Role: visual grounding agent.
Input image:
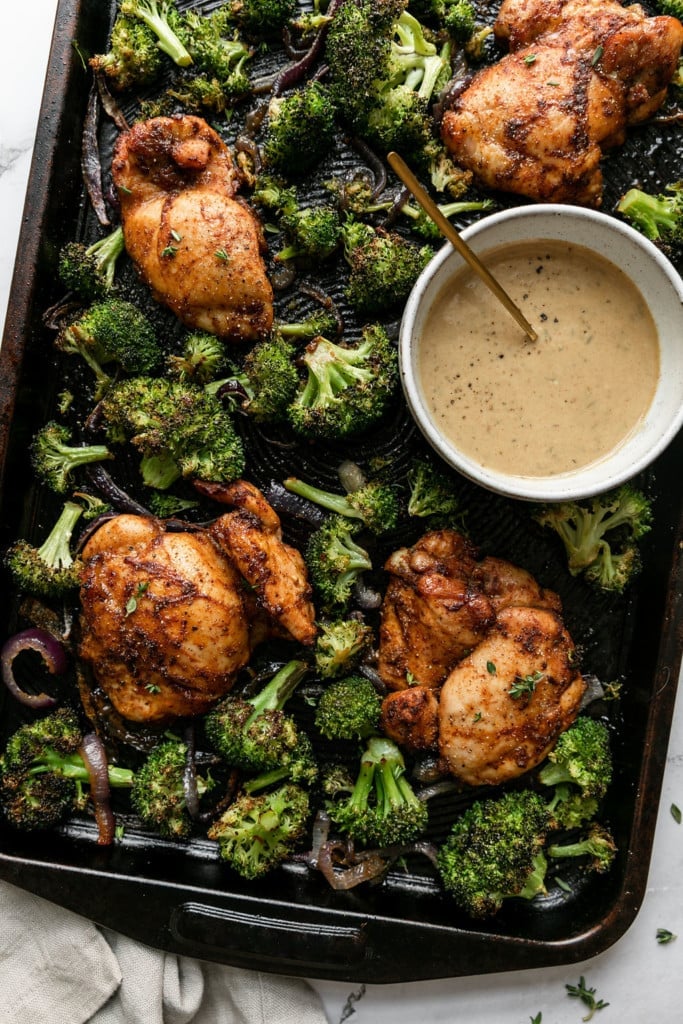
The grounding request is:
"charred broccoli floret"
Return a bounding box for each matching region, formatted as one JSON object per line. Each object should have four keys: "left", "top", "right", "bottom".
{"left": 89, "top": 12, "right": 165, "bottom": 90}
{"left": 325, "top": 0, "right": 449, "bottom": 154}
{"left": 146, "top": 492, "right": 200, "bottom": 517}
{"left": 227, "top": 0, "right": 297, "bottom": 40}
{"left": 283, "top": 476, "right": 399, "bottom": 534}
{"left": 120, "top": 0, "right": 191, "bottom": 66}
{"left": 131, "top": 739, "right": 214, "bottom": 839}
{"left": 263, "top": 81, "right": 337, "bottom": 176}
{"left": 208, "top": 782, "right": 309, "bottom": 879}
{"left": 436, "top": 789, "right": 552, "bottom": 918}
{"left": 539, "top": 717, "right": 613, "bottom": 831}
{"left": 204, "top": 661, "right": 311, "bottom": 775}
{"left": 419, "top": 139, "right": 473, "bottom": 198}
{"left": 5, "top": 500, "right": 85, "bottom": 599}
{"left": 30, "top": 422, "right": 112, "bottom": 495}
{"left": 277, "top": 205, "right": 342, "bottom": 262}
{"left": 617, "top": 183, "right": 683, "bottom": 245}
{"left": 341, "top": 218, "right": 433, "bottom": 314}
{"left": 547, "top": 822, "right": 617, "bottom": 874}
{"left": 180, "top": 6, "right": 252, "bottom": 97}
{"left": 534, "top": 485, "right": 653, "bottom": 592}
{"left": 167, "top": 332, "right": 229, "bottom": 383}
{"left": 406, "top": 456, "right": 463, "bottom": 525}
{"left": 58, "top": 226, "right": 125, "bottom": 301}
{"left": 100, "top": 376, "right": 245, "bottom": 489}
{"left": 314, "top": 675, "right": 383, "bottom": 741}
{"left": 288, "top": 326, "right": 398, "bottom": 439}
{"left": 327, "top": 735, "right": 428, "bottom": 846}
{"left": 55, "top": 298, "right": 161, "bottom": 398}
{"left": 0, "top": 709, "right": 133, "bottom": 831}
{"left": 314, "top": 618, "right": 375, "bottom": 679}
{"left": 306, "top": 515, "right": 372, "bottom": 611}
{"left": 238, "top": 333, "right": 299, "bottom": 422}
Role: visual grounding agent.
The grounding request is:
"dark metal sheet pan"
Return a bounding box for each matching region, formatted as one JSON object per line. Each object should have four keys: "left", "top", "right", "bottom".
{"left": 1, "top": 0, "right": 683, "bottom": 983}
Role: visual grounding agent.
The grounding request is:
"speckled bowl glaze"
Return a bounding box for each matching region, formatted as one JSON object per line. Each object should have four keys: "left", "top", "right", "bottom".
{"left": 399, "top": 204, "right": 683, "bottom": 502}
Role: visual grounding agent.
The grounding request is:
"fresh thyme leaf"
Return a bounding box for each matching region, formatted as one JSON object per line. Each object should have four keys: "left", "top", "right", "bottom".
{"left": 555, "top": 876, "right": 572, "bottom": 893}
{"left": 145, "top": 683, "right": 161, "bottom": 694}
{"left": 486, "top": 660, "right": 497, "bottom": 674}
{"left": 161, "top": 245, "right": 178, "bottom": 258}
{"left": 170, "top": 229, "right": 182, "bottom": 242}
{"left": 523, "top": 53, "right": 537, "bottom": 65}
{"left": 671, "top": 802, "right": 682, "bottom": 824}
{"left": 656, "top": 927, "right": 677, "bottom": 944}
{"left": 125, "top": 581, "right": 149, "bottom": 616}
{"left": 591, "top": 45, "right": 604, "bottom": 65}
{"left": 473, "top": 711, "right": 482, "bottom": 723}
{"left": 565, "top": 976, "right": 609, "bottom": 1021}
{"left": 530, "top": 1014, "right": 542, "bottom": 1024}
{"left": 509, "top": 670, "right": 544, "bottom": 699}
{"left": 215, "top": 248, "right": 231, "bottom": 261}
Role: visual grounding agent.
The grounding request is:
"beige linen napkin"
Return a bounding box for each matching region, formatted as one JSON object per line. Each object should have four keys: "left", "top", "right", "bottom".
{"left": 0, "top": 881, "right": 329, "bottom": 1024}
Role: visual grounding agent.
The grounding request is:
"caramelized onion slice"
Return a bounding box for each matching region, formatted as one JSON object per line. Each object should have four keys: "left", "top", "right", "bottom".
{"left": 79, "top": 732, "right": 115, "bottom": 846}
{"left": 1, "top": 628, "right": 67, "bottom": 708}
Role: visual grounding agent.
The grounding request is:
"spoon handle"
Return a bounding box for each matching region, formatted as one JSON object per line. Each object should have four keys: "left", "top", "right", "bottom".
{"left": 387, "top": 152, "right": 538, "bottom": 343}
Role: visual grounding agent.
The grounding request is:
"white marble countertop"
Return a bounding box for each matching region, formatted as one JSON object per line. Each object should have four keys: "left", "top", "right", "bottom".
{"left": 1, "top": 3, "right": 682, "bottom": 1022}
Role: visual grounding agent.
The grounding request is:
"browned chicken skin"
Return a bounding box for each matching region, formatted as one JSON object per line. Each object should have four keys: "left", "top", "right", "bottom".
{"left": 441, "top": 0, "right": 683, "bottom": 205}
{"left": 378, "top": 530, "right": 585, "bottom": 785}
{"left": 377, "top": 530, "right": 560, "bottom": 691}
{"left": 112, "top": 115, "right": 273, "bottom": 340}
{"left": 79, "top": 483, "right": 316, "bottom": 724}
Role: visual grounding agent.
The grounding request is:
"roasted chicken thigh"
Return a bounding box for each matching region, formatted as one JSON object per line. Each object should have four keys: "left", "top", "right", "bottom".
{"left": 441, "top": 0, "right": 683, "bottom": 205}
{"left": 79, "top": 484, "right": 316, "bottom": 724}
{"left": 112, "top": 115, "right": 273, "bottom": 340}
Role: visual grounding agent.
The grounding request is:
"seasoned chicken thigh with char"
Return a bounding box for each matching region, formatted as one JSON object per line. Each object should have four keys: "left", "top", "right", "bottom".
{"left": 381, "top": 606, "right": 586, "bottom": 786}
{"left": 112, "top": 115, "right": 273, "bottom": 340}
{"left": 79, "top": 483, "right": 316, "bottom": 724}
{"left": 441, "top": 0, "right": 683, "bottom": 205}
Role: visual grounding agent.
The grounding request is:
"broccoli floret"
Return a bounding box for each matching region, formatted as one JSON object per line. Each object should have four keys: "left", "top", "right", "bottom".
{"left": 167, "top": 73, "right": 241, "bottom": 113}
{"left": 167, "top": 332, "right": 228, "bottom": 382}
{"left": 540, "top": 716, "right": 614, "bottom": 819}
{"left": 534, "top": 485, "right": 653, "bottom": 592}
{"left": 204, "top": 660, "right": 310, "bottom": 775}
{"left": 208, "top": 782, "right": 309, "bottom": 879}
{"left": 325, "top": 0, "right": 449, "bottom": 154}
{"left": 406, "top": 456, "right": 463, "bottom": 524}
{"left": 289, "top": 0, "right": 333, "bottom": 38}
{"left": 277, "top": 206, "right": 342, "bottom": 262}
{"left": 0, "top": 709, "right": 133, "bottom": 831}
{"left": 30, "top": 422, "right": 113, "bottom": 495}
{"left": 398, "top": 197, "right": 494, "bottom": 242}
{"left": 443, "top": 0, "right": 476, "bottom": 42}
{"left": 90, "top": 13, "right": 164, "bottom": 90}
{"left": 419, "top": 139, "right": 473, "bottom": 198}
{"left": 617, "top": 184, "right": 683, "bottom": 245}
{"left": 656, "top": 0, "right": 683, "bottom": 16}
{"left": 58, "top": 226, "right": 125, "bottom": 301}
{"left": 55, "top": 298, "right": 161, "bottom": 399}
{"left": 263, "top": 82, "right": 337, "bottom": 176}
{"left": 240, "top": 333, "right": 299, "bottom": 422}
{"left": 341, "top": 218, "right": 434, "bottom": 314}
{"left": 180, "top": 7, "right": 252, "bottom": 96}
{"left": 73, "top": 491, "right": 113, "bottom": 520}
{"left": 251, "top": 174, "right": 297, "bottom": 214}
{"left": 100, "top": 376, "right": 245, "bottom": 489}
{"left": 120, "top": 0, "right": 192, "bottom": 66}
{"left": 146, "top": 491, "right": 199, "bottom": 517}
{"left": 306, "top": 515, "right": 373, "bottom": 610}
{"left": 314, "top": 618, "right": 375, "bottom": 679}
{"left": 227, "top": 0, "right": 297, "bottom": 39}
{"left": 315, "top": 674, "right": 383, "bottom": 741}
{"left": 288, "top": 325, "right": 399, "bottom": 439}
{"left": 5, "top": 500, "right": 85, "bottom": 599}
{"left": 436, "top": 789, "right": 552, "bottom": 918}
{"left": 547, "top": 822, "right": 617, "bottom": 875}
{"left": 283, "top": 476, "right": 399, "bottom": 534}
{"left": 130, "top": 739, "right": 214, "bottom": 839}
{"left": 321, "top": 762, "right": 356, "bottom": 799}
{"left": 327, "top": 735, "right": 429, "bottom": 846}
{"left": 464, "top": 25, "right": 493, "bottom": 62}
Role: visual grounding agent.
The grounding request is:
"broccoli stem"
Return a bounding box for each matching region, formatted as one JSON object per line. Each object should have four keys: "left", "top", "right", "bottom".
{"left": 37, "top": 501, "right": 84, "bottom": 570}
{"left": 537, "top": 763, "right": 575, "bottom": 788}
{"left": 89, "top": 226, "right": 125, "bottom": 289}
{"left": 124, "top": 1, "right": 192, "bottom": 66}
{"left": 246, "top": 660, "right": 308, "bottom": 722}
{"left": 283, "top": 477, "right": 361, "bottom": 520}
{"left": 31, "top": 750, "right": 134, "bottom": 788}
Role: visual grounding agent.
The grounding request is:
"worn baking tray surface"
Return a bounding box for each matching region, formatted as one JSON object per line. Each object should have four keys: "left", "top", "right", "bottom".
{"left": 1, "top": 0, "right": 683, "bottom": 983}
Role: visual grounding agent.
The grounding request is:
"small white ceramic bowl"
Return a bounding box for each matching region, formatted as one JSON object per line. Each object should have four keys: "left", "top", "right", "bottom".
{"left": 399, "top": 204, "right": 683, "bottom": 502}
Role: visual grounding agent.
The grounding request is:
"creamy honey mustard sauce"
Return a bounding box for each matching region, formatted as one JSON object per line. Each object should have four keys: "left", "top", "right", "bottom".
{"left": 418, "top": 240, "right": 660, "bottom": 477}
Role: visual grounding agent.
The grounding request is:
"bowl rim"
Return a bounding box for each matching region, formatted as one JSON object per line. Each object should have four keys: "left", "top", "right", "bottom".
{"left": 399, "top": 203, "right": 683, "bottom": 502}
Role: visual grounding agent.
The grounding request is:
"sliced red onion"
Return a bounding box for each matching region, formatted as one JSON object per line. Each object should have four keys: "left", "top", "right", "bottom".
{"left": 94, "top": 71, "right": 129, "bottom": 132}
{"left": 337, "top": 460, "right": 367, "bottom": 494}
{"left": 316, "top": 840, "right": 389, "bottom": 890}
{"left": 353, "top": 576, "right": 382, "bottom": 610}
{"left": 79, "top": 732, "right": 115, "bottom": 846}
{"left": 82, "top": 87, "right": 110, "bottom": 226}
{"left": 182, "top": 726, "right": 201, "bottom": 821}
{"left": 1, "top": 628, "right": 67, "bottom": 708}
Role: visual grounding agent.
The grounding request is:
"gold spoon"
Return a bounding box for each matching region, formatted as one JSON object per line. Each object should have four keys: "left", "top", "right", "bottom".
{"left": 387, "top": 151, "right": 538, "bottom": 342}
